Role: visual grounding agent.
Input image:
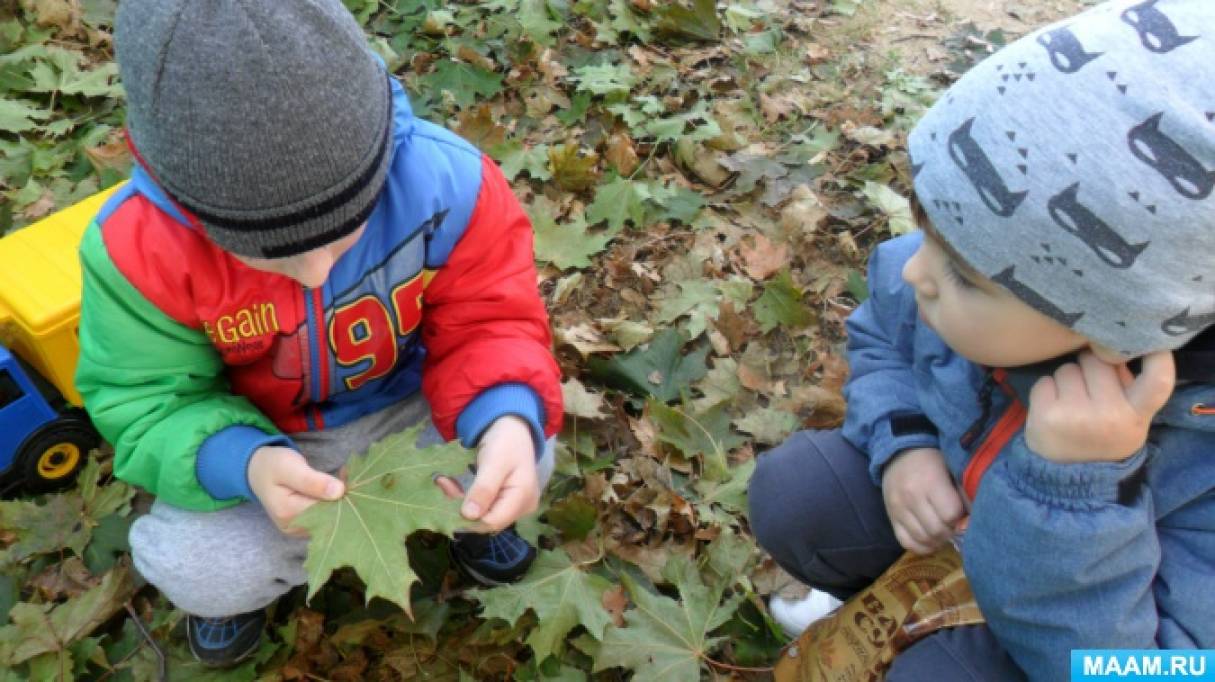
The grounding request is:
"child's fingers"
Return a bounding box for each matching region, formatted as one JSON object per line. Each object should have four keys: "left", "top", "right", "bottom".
{"left": 895, "top": 508, "right": 932, "bottom": 550}
{"left": 433, "top": 474, "right": 464, "bottom": 500}
{"left": 1127, "top": 350, "right": 1176, "bottom": 417}
{"left": 279, "top": 460, "right": 344, "bottom": 501}
{"left": 892, "top": 521, "right": 932, "bottom": 555}
{"left": 911, "top": 500, "right": 952, "bottom": 546}
{"left": 478, "top": 484, "right": 536, "bottom": 531}
{"left": 1077, "top": 351, "right": 1127, "bottom": 405}
{"left": 927, "top": 483, "right": 965, "bottom": 526}
{"left": 461, "top": 458, "right": 508, "bottom": 520}
{"left": 1029, "top": 375, "right": 1059, "bottom": 407}
{"left": 1053, "top": 362, "right": 1088, "bottom": 401}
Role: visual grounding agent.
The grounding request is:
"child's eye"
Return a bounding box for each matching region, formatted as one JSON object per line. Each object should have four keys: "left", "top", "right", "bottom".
{"left": 944, "top": 260, "right": 978, "bottom": 290}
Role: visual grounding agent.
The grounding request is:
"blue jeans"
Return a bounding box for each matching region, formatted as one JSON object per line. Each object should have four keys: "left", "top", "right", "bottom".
{"left": 748, "top": 429, "right": 1026, "bottom": 681}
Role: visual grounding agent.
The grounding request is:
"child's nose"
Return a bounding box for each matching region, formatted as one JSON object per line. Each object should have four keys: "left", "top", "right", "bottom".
{"left": 901, "top": 248, "right": 937, "bottom": 298}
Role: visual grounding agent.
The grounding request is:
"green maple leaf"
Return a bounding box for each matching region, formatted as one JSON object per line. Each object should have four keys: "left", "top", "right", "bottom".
{"left": 640, "top": 104, "right": 721, "bottom": 145}
{"left": 476, "top": 549, "right": 613, "bottom": 662}
{"left": 293, "top": 425, "right": 473, "bottom": 616}
{"left": 25, "top": 48, "right": 123, "bottom": 99}
{"left": 572, "top": 63, "right": 637, "bottom": 97}
{"left": 586, "top": 176, "right": 648, "bottom": 231}
{"left": 533, "top": 212, "right": 614, "bottom": 270}
{"left": 594, "top": 0, "right": 652, "bottom": 44}
{"left": 593, "top": 556, "right": 742, "bottom": 680}
{"left": 647, "top": 399, "right": 743, "bottom": 481}
{"left": 0, "top": 561, "right": 135, "bottom": 666}
{"left": 0, "top": 458, "right": 132, "bottom": 566}
{"left": 424, "top": 60, "right": 504, "bottom": 109}
{"left": 693, "top": 459, "right": 754, "bottom": 525}
{"left": 863, "top": 181, "right": 916, "bottom": 235}
{"left": 588, "top": 329, "right": 709, "bottom": 403}
{"left": 655, "top": 279, "right": 720, "bottom": 339}
{"left": 655, "top": 0, "right": 721, "bottom": 42}
{"left": 644, "top": 181, "right": 706, "bottom": 226}
{"left": 753, "top": 269, "right": 815, "bottom": 333}
{"left": 492, "top": 140, "right": 552, "bottom": 181}
{"left": 0, "top": 99, "right": 48, "bottom": 134}
{"left": 733, "top": 407, "right": 800, "bottom": 445}
{"left": 519, "top": 0, "right": 562, "bottom": 46}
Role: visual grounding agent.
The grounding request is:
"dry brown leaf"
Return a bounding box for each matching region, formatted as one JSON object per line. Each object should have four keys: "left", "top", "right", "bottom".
{"left": 739, "top": 233, "right": 789, "bottom": 281}
{"left": 27, "top": 0, "right": 79, "bottom": 34}
{"left": 780, "top": 187, "right": 829, "bottom": 236}
{"left": 602, "top": 584, "right": 628, "bottom": 627}
{"left": 605, "top": 132, "right": 640, "bottom": 176}
{"left": 805, "top": 42, "right": 831, "bottom": 64}
{"left": 85, "top": 134, "right": 132, "bottom": 172}
{"left": 455, "top": 105, "right": 507, "bottom": 151}
{"left": 556, "top": 322, "right": 621, "bottom": 358}
{"left": 713, "top": 301, "right": 754, "bottom": 352}
{"left": 19, "top": 189, "right": 57, "bottom": 221}
{"left": 628, "top": 415, "right": 661, "bottom": 460}
{"left": 30, "top": 557, "right": 96, "bottom": 601}
{"left": 759, "top": 92, "right": 801, "bottom": 124}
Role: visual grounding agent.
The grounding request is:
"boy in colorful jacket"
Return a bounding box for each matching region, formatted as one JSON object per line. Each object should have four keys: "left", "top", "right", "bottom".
{"left": 74, "top": 0, "right": 563, "bottom": 667}
{"left": 749, "top": 1, "right": 1214, "bottom": 679}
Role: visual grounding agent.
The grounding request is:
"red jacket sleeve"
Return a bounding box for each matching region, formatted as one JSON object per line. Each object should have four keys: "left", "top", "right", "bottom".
{"left": 421, "top": 155, "right": 563, "bottom": 444}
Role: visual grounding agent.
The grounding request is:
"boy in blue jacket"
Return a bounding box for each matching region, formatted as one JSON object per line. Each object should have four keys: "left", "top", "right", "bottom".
{"left": 749, "top": 1, "right": 1215, "bottom": 679}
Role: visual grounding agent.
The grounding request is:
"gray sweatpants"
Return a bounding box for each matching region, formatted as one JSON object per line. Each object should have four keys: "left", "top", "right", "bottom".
{"left": 129, "top": 395, "right": 555, "bottom": 617}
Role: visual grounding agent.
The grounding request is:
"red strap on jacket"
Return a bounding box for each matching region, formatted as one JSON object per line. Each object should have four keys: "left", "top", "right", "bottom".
{"left": 962, "top": 369, "right": 1027, "bottom": 501}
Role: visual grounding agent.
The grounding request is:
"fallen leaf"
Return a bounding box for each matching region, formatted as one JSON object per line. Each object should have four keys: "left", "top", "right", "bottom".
{"left": 739, "top": 233, "right": 789, "bottom": 280}
{"left": 0, "top": 560, "right": 135, "bottom": 666}
{"left": 293, "top": 425, "right": 473, "bottom": 616}
{"left": 562, "top": 378, "right": 608, "bottom": 420}
{"left": 593, "top": 555, "right": 743, "bottom": 680}
{"left": 605, "top": 132, "right": 640, "bottom": 176}
{"left": 477, "top": 549, "right": 613, "bottom": 662}
{"left": 556, "top": 322, "right": 621, "bottom": 358}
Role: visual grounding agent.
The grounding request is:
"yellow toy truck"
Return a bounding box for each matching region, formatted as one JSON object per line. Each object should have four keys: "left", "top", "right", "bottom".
{"left": 0, "top": 186, "right": 120, "bottom": 494}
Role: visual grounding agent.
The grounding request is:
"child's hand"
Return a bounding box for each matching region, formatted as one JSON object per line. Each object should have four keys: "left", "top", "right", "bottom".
{"left": 1025, "top": 350, "right": 1175, "bottom": 463}
{"left": 247, "top": 445, "right": 345, "bottom": 537}
{"left": 436, "top": 416, "right": 539, "bottom": 532}
{"left": 881, "top": 447, "right": 965, "bottom": 555}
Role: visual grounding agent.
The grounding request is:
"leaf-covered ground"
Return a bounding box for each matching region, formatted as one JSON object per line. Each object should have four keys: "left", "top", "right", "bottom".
{"left": 0, "top": 0, "right": 1084, "bottom": 679}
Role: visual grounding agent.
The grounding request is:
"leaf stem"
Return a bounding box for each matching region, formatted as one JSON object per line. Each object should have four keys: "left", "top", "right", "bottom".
{"left": 628, "top": 141, "right": 662, "bottom": 181}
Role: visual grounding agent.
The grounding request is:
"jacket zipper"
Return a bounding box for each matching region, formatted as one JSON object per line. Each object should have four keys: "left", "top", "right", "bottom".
{"left": 960, "top": 369, "right": 1027, "bottom": 501}
{"left": 960, "top": 371, "right": 997, "bottom": 449}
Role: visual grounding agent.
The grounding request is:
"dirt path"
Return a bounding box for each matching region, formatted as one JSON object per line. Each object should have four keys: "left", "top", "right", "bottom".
{"left": 841, "top": 0, "right": 1091, "bottom": 74}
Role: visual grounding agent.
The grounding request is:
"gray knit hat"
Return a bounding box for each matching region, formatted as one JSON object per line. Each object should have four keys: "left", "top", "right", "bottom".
{"left": 908, "top": 0, "right": 1215, "bottom": 357}
{"left": 115, "top": 0, "right": 392, "bottom": 258}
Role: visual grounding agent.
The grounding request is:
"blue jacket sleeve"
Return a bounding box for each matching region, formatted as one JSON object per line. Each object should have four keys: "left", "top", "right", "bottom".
{"left": 965, "top": 434, "right": 1215, "bottom": 682}
{"left": 842, "top": 232, "right": 941, "bottom": 484}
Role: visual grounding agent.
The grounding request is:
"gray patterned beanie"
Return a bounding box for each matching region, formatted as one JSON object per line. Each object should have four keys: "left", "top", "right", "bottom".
{"left": 115, "top": 0, "right": 392, "bottom": 259}
{"left": 908, "top": 0, "right": 1215, "bottom": 357}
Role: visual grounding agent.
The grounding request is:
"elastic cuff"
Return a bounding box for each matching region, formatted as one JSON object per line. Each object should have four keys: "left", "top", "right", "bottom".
{"left": 455, "top": 383, "right": 546, "bottom": 458}
{"left": 1006, "top": 435, "right": 1148, "bottom": 504}
{"left": 196, "top": 425, "right": 292, "bottom": 502}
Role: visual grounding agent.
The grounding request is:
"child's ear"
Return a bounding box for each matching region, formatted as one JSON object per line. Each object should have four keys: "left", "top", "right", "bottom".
{"left": 1089, "top": 341, "right": 1128, "bottom": 365}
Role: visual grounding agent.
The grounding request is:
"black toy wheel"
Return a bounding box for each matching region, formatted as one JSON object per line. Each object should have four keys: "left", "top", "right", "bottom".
{"left": 16, "top": 417, "right": 99, "bottom": 493}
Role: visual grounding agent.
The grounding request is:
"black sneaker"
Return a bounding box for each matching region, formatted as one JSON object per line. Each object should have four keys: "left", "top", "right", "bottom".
{"left": 186, "top": 609, "right": 266, "bottom": 668}
{"left": 449, "top": 526, "right": 537, "bottom": 586}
